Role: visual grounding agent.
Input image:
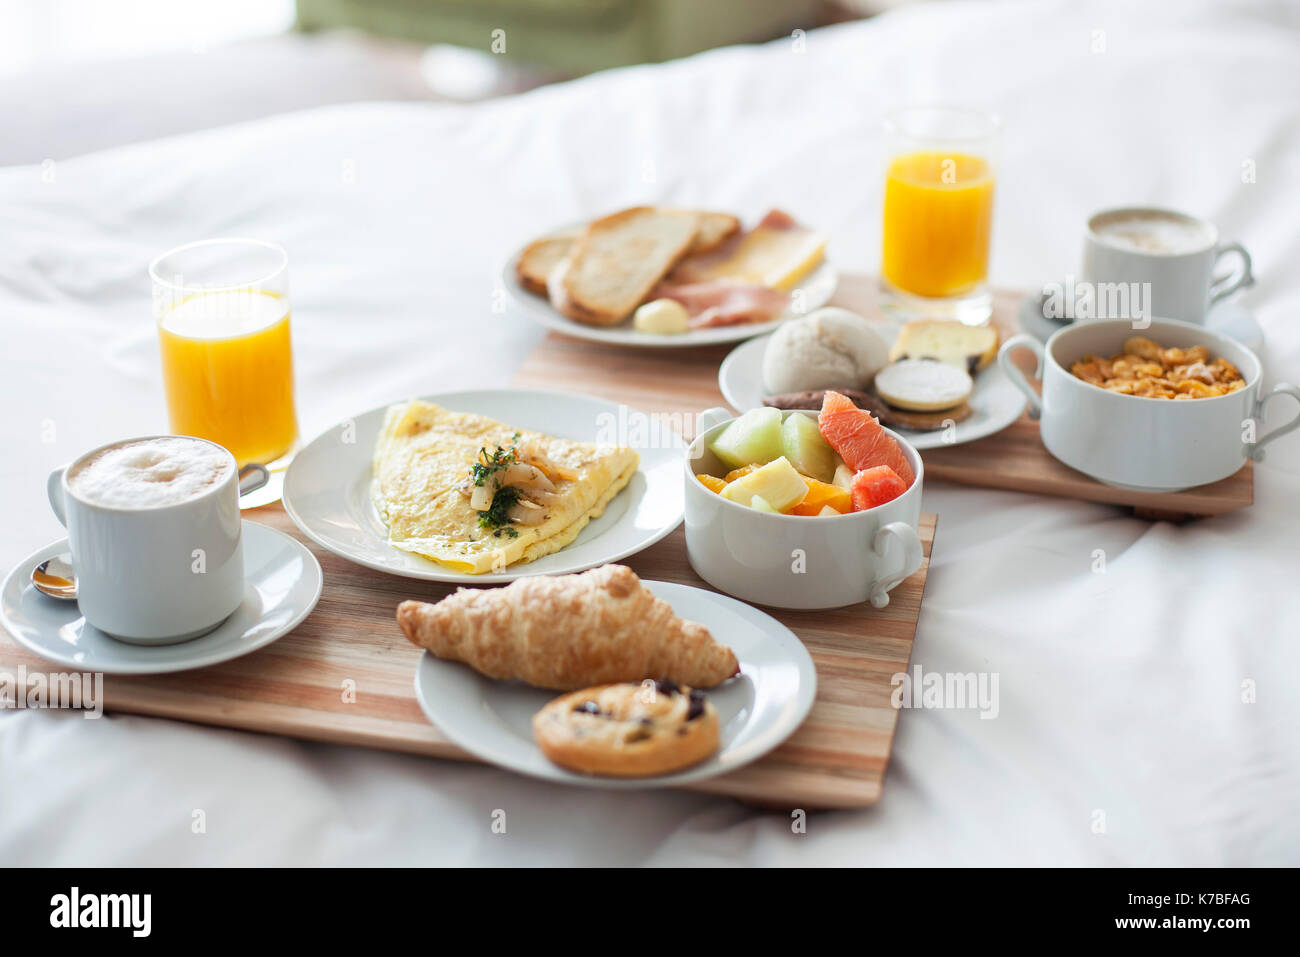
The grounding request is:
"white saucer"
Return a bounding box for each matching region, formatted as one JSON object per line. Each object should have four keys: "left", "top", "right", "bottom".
{"left": 502, "top": 230, "right": 838, "bottom": 348}
{"left": 717, "top": 334, "right": 1026, "bottom": 451}
{"left": 1017, "top": 284, "right": 1265, "bottom": 353}
{"left": 282, "top": 388, "right": 684, "bottom": 584}
{"left": 414, "top": 580, "right": 817, "bottom": 789}
{"left": 0, "top": 521, "right": 322, "bottom": 675}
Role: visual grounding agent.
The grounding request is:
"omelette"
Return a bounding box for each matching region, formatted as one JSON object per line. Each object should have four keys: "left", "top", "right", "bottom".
{"left": 371, "top": 400, "right": 639, "bottom": 573}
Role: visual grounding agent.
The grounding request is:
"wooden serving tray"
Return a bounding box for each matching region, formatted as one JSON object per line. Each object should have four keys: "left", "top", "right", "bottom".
{"left": 623, "top": 273, "right": 1247, "bottom": 521}
{"left": 0, "top": 506, "right": 934, "bottom": 810}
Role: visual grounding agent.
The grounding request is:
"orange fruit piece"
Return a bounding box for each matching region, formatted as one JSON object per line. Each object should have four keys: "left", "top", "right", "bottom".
{"left": 790, "top": 477, "right": 852, "bottom": 515}
{"left": 818, "top": 391, "right": 915, "bottom": 487}
{"left": 697, "top": 473, "right": 727, "bottom": 494}
{"left": 723, "top": 464, "right": 760, "bottom": 483}
{"left": 850, "top": 466, "right": 908, "bottom": 511}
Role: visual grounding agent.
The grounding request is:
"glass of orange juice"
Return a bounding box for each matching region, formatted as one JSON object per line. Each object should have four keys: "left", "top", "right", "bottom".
{"left": 881, "top": 106, "right": 999, "bottom": 325}
{"left": 150, "top": 238, "right": 298, "bottom": 507}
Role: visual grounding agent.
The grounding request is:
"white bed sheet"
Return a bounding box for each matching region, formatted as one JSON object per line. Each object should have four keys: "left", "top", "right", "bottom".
{"left": 2, "top": 0, "right": 1298, "bottom": 865}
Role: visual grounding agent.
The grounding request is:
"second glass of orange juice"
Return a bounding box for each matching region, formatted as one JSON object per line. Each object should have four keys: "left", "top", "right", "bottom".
{"left": 151, "top": 239, "right": 298, "bottom": 506}
{"left": 881, "top": 107, "right": 999, "bottom": 325}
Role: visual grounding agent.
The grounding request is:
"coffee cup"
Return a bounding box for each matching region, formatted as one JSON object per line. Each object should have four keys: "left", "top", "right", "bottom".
{"left": 1081, "top": 207, "right": 1253, "bottom": 325}
{"left": 46, "top": 435, "right": 244, "bottom": 644}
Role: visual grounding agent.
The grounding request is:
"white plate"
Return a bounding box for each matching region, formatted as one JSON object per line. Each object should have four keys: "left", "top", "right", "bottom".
{"left": 718, "top": 334, "right": 1026, "bottom": 451}
{"left": 0, "top": 521, "right": 322, "bottom": 675}
{"left": 282, "top": 388, "right": 684, "bottom": 583}
{"left": 501, "top": 239, "right": 838, "bottom": 348}
{"left": 414, "top": 579, "right": 817, "bottom": 788}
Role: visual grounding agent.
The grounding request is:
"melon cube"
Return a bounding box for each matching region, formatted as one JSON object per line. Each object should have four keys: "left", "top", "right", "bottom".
{"left": 709, "top": 408, "right": 784, "bottom": 470}
{"left": 781, "top": 413, "right": 838, "bottom": 484}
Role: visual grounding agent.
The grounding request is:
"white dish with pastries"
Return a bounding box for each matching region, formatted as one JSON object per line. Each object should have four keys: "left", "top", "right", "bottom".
{"left": 406, "top": 565, "right": 817, "bottom": 788}
{"left": 718, "top": 308, "right": 1026, "bottom": 450}
{"left": 1, "top": 521, "right": 322, "bottom": 675}
{"left": 502, "top": 206, "right": 838, "bottom": 347}
{"left": 281, "top": 388, "right": 684, "bottom": 583}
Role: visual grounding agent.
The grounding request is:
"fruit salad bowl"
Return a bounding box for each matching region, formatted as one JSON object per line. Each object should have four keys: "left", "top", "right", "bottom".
{"left": 684, "top": 406, "right": 924, "bottom": 610}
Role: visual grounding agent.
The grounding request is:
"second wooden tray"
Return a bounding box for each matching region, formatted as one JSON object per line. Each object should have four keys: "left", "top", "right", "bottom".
{"left": 530, "top": 273, "right": 1249, "bottom": 520}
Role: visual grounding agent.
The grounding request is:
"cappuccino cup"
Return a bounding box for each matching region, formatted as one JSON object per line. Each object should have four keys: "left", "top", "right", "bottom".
{"left": 47, "top": 435, "right": 244, "bottom": 644}
{"left": 1082, "top": 207, "right": 1253, "bottom": 324}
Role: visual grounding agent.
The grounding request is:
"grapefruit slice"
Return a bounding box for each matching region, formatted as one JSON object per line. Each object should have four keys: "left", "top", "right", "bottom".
{"left": 818, "top": 391, "right": 915, "bottom": 486}
{"left": 850, "top": 465, "right": 908, "bottom": 511}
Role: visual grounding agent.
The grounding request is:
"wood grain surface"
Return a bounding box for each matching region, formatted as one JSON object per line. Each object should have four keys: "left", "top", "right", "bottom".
{"left": 0, "top": 506, "right": 935, "bottom": 809}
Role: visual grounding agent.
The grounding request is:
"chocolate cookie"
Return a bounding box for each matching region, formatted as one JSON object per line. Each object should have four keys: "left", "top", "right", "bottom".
{"left": 764, "top": 388, "right": 888, "bottom": 415}
{"left": 883, "top": 399, "right": 972, "bottom": 431}
{"left": 764, "top": 388, "right": 971, "bottom": 432}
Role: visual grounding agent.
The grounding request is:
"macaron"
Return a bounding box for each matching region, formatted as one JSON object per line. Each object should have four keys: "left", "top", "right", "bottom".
{"left": 873, "top": 358, "right": 973, "bottom": 412}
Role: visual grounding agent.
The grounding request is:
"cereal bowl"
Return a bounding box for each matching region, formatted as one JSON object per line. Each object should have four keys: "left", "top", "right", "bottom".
{"left": 684, "top": 408, "right": 924, "bottom": 610}
{"left": 999, "top": 317, "right": 1300, "bottom": 491}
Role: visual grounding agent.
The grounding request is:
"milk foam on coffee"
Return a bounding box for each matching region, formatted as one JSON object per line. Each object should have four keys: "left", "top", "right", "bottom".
{"left": 69, "top": 437, "right": 233, "bottom": 509}
{"left": 1093, "top": 212, "right": 1212, "bottom": 255}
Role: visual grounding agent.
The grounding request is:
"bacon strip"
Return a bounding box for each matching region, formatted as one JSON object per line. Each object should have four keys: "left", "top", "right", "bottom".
{"left": 649, "top": 279, "right": 790, "bottom": 328}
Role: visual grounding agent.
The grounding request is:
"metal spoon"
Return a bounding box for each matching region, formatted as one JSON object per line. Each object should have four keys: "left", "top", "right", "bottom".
{"left": 239, "top": 463, "right": 270, "bottom": 496}
{"left": 32, "top": 553, "right": 77, "bottom": 601}
{"left": 32, "top": 464, "right": 272, "bottom": 601}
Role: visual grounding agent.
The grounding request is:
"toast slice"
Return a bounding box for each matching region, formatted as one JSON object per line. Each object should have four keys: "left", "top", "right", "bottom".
{"left": 516, "top": 227, "right": 583, "bottom": 295}
{"left": 556, "top": 207, "right": 700, "bottom": 326}
{"left": 689, "top": 211, "right": 741, "bottom": 254}
{"left": 519, "top": 210, "right": 735, "bottom": 300}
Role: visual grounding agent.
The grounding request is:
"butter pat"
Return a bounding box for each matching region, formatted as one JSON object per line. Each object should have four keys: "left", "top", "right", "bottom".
{"left": 633, "top": 298, "right": 690, "bottom": 335}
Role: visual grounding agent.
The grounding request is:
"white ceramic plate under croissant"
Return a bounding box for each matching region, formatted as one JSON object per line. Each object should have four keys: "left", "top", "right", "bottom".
{"left": 501, "top": 233, "right": 838, "bottom": 348}
{"left": 718, "top": 334, "right": 1025, "bottom": 450}
{"left": 414, "top": 579, "right": 817, "bottom": 789}
{"left": 282, "top": 389, "right": 684, "bottom": 584}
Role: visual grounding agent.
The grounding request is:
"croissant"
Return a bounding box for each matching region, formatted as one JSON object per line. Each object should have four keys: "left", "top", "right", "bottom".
{"left": 396, "top": 564, "right": 739, "bottom": 690}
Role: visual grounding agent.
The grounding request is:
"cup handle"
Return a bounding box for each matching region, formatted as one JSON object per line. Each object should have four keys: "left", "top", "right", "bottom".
{"left": 696, "top": 406, "right": 732, "bottom": 433}
{"left": 1248, "top": 383, "right": 1300, "bottom": 462}
{"left": 47, "top": 467, "right": 68, "bottom": 527}
{"left": 997, "top": 334, "right": 1045, "bottom": 420}
{"left": 868, "top": 521, "right": 923, "bottom": 609}
{"left": 1210, "top": 241, "right": 1254, "bottom": 304}
{"left": 689, "top": 406, "right": 732, "bottom": 459}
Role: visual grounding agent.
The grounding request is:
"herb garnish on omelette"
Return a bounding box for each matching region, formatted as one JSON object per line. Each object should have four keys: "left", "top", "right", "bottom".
{"left": 371, "top": 400, "right": 639, "bottom": 573}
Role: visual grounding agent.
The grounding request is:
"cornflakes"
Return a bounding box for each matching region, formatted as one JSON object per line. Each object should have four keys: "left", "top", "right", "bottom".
{"left": 1070, "top": 337, "right": 1245, "bottom": 399}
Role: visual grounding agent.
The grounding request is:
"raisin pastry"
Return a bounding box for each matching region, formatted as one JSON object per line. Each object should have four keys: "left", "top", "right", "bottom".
{"left": 532, "top": 680, "right": 719, "bottom": 777}
{"left": 396, "top": 564, "right": 739, "bottom": 691}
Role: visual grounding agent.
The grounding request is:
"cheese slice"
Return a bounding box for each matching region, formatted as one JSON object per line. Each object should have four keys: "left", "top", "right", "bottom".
{"left": 889, "top": 319, "right": 1000, "bottom": 374}
{"left": 671, "top": 218, "right": 826, "bottom": 291}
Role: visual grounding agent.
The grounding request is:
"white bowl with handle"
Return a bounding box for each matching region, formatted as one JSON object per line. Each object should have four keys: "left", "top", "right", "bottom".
{"left": 684, "top": 408, "right": 924, "bottom": 610}
{"left": 999, "top": 317, "right": 1300, "bottom": 491}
